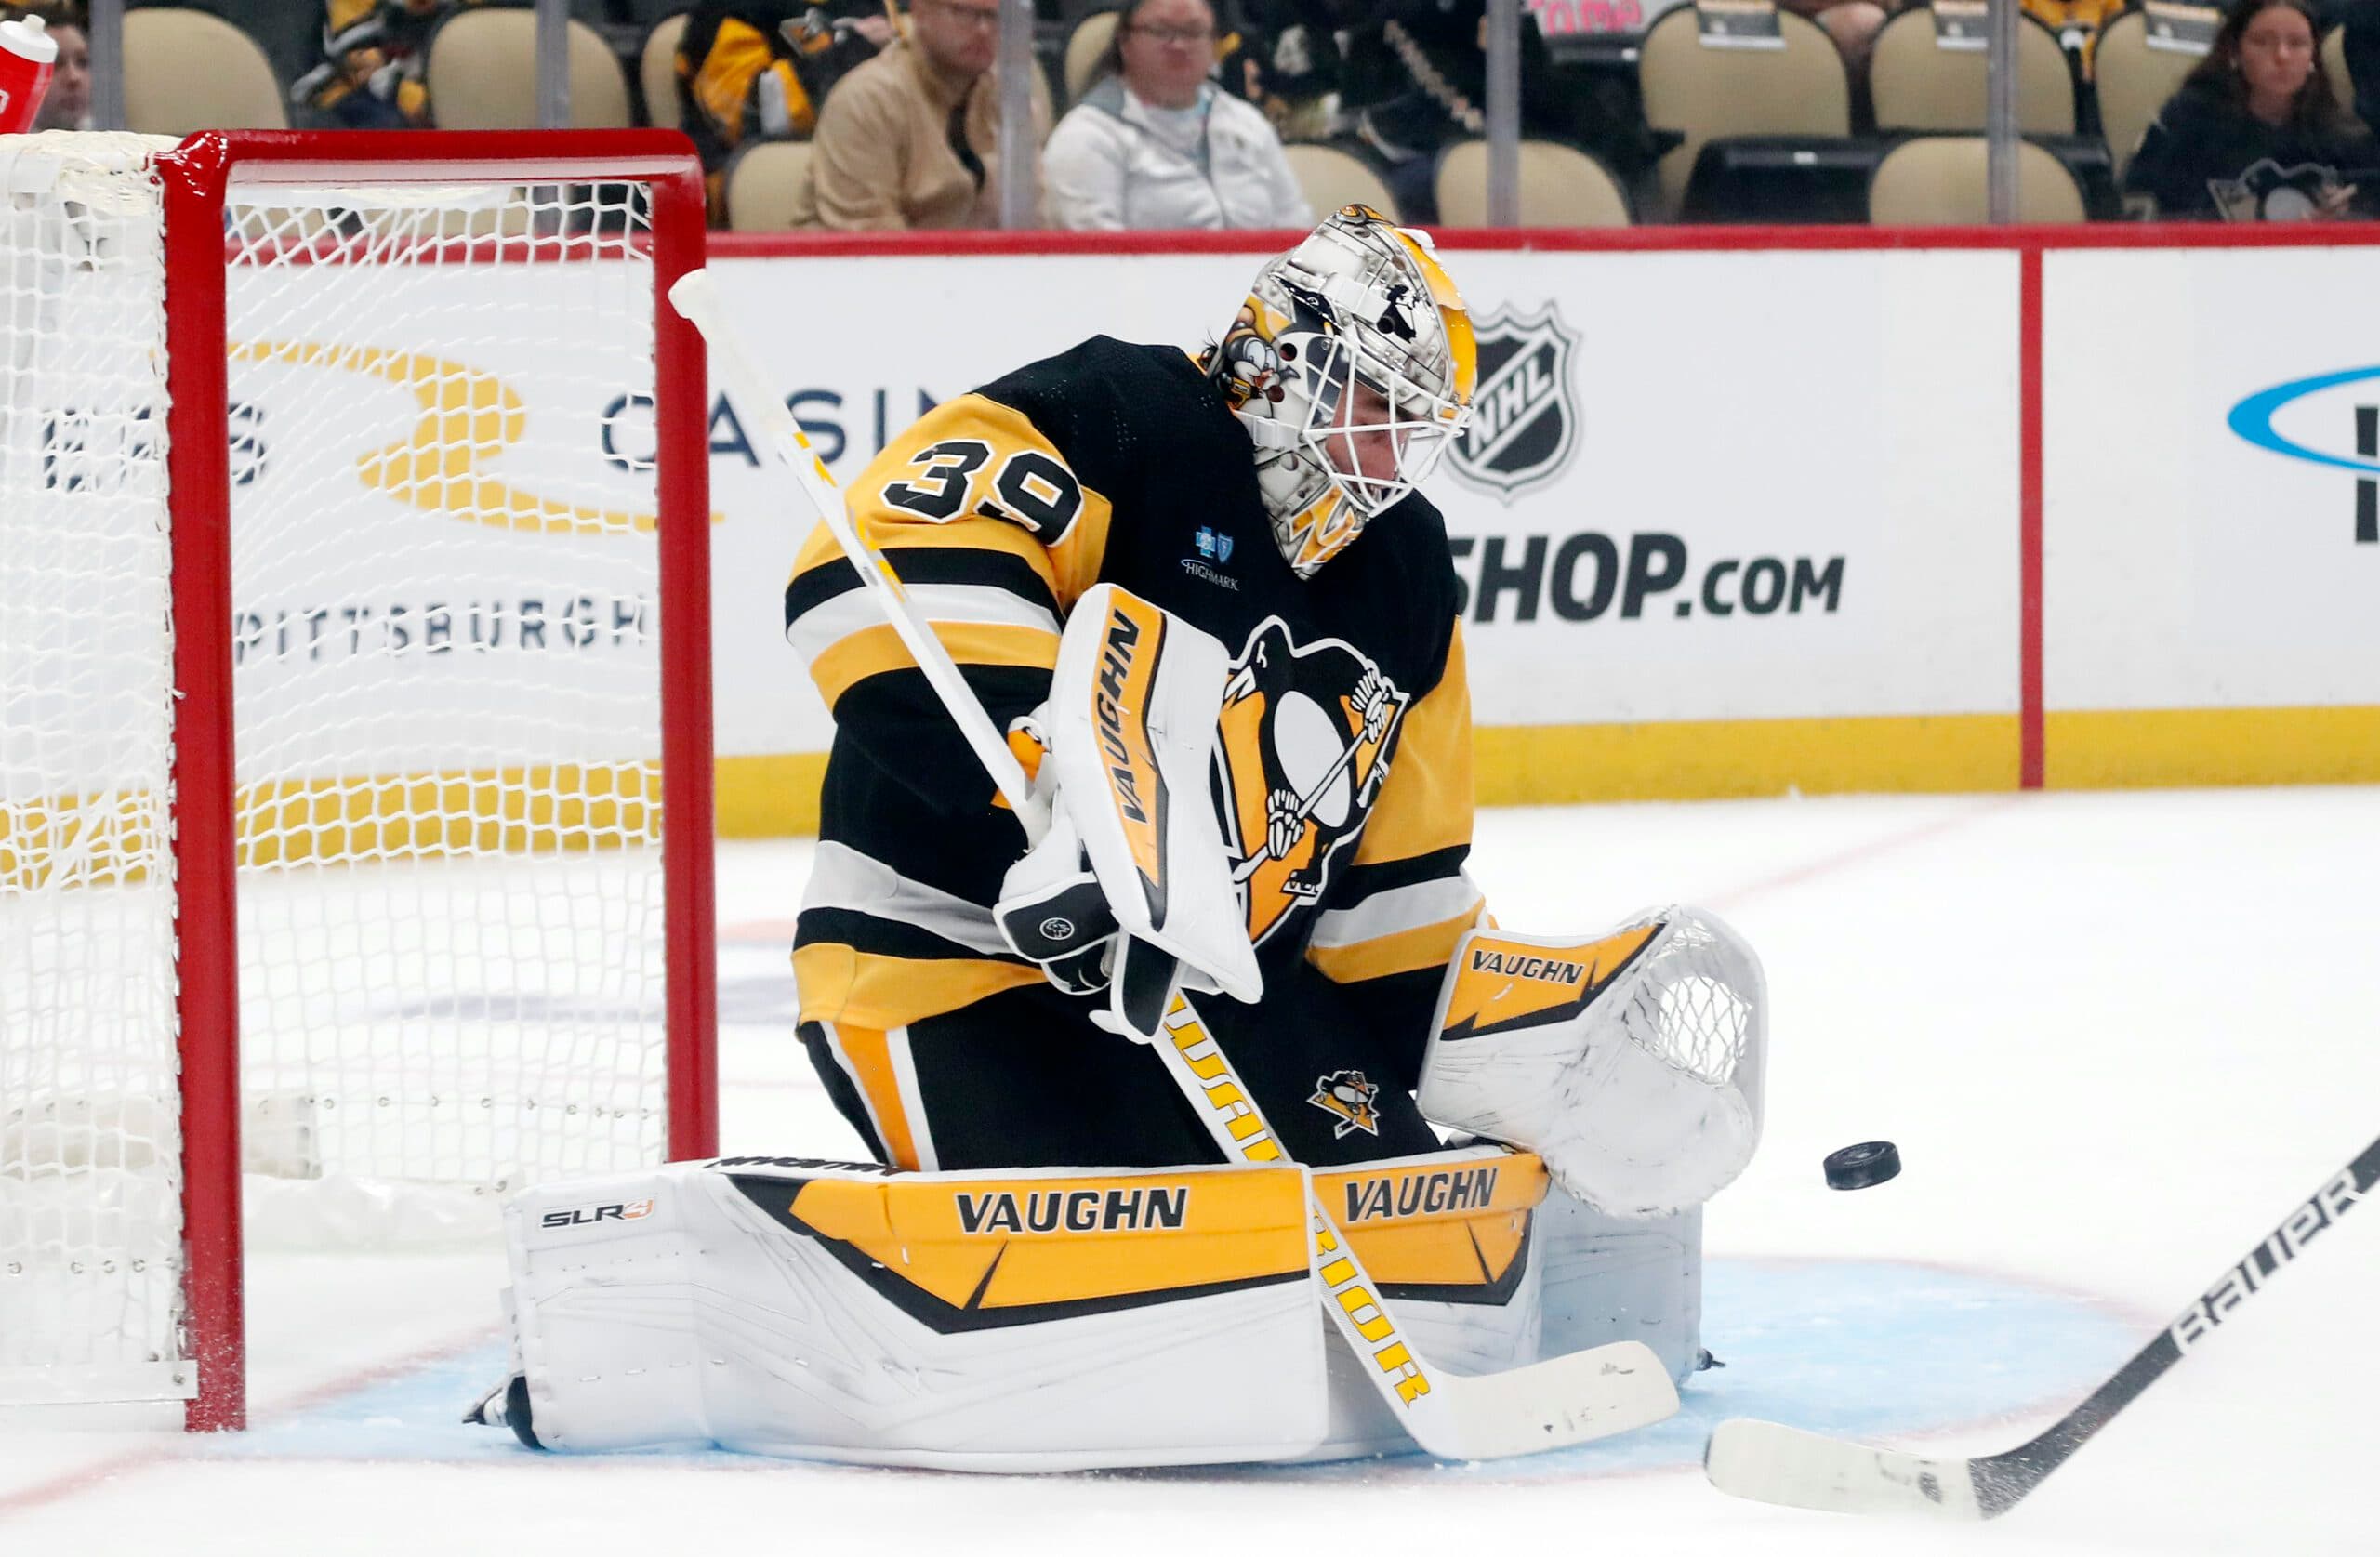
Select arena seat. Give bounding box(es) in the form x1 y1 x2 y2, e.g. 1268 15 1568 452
1281 142 1403 222
2092 8 2201 178
124 9 286 135
1869 7 2078 135
2321 23 2360 122
426 8 633 130
1637 6 1852 219
724 140 813 231
1867 136 2087 223
641 12 690 131
1432 139 1632 227
1064 10 1120 105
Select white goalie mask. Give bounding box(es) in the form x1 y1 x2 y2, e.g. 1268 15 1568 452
1210 205 1478 577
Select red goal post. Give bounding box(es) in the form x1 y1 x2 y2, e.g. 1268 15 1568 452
0 130 717 1433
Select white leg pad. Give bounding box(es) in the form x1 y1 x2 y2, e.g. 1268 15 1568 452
1537 1184 1704 1384
1296 1146 1552 1460
502 1157 1328 1470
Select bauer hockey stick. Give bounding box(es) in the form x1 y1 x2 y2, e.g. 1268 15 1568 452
1705 1127 2380 1520
669 269 1680 1461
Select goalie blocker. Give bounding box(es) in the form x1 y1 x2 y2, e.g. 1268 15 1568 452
479 1139 1707 1467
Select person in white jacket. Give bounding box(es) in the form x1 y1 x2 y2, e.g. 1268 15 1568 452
1044 0 1316 231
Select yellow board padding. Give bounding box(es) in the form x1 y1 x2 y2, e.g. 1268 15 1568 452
787 1165 1309 1312
717 752 826 837
716 714 2019 839
1474 714 2022 805
233 761 663 866
1 761 662 887
1313 1152 1549 1290
2045 706 2380 789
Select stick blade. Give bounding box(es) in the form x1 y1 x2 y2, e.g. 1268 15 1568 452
1704 1419 1985 1520
1424 1340 1678 1460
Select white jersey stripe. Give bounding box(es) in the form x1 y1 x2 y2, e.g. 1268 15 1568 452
816 1022 894 1162
786 582 1062 660
1307 873 1484 950
800 840 1012 956
885 1026 939 1173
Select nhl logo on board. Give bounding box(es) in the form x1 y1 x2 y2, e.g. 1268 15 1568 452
1448 303 1580 501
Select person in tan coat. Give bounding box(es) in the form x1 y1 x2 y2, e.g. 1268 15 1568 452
790 0 1051 230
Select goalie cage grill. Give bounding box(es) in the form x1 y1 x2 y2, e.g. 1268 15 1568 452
0 130 718 1432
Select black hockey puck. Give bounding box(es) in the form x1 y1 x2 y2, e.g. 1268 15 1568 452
1823 1140 1901 1191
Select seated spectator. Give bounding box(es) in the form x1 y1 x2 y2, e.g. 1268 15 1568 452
1218 0 1350 141
2021 0 2124 68
789 0 1050 230
2125 0 2377 218
676 3 890 179
1043 0 1313 231
16 1 89 130
293 0 485 130
1779 0 1895 95
1336 0 1661 221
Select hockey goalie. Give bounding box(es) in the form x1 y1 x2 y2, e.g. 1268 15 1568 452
470 207 1767 1469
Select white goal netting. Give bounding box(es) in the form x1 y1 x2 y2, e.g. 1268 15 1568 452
2 132 692 1404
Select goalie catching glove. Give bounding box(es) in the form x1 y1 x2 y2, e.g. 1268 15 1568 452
1418 907 1767 1218
993 585 1262 1028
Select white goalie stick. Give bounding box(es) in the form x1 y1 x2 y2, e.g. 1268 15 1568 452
669 269 1679 1461
1706 1127 2380 1520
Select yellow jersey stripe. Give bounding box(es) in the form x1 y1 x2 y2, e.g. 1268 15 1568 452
808 620 1062 712
795 943 1045 1031
1306 902 1486 984
826 1022 922 1171
1349 619 1474 869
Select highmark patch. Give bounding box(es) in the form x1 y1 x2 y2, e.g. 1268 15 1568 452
1449 302 1580 501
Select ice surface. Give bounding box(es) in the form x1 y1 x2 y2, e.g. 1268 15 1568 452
4 788 2374 1554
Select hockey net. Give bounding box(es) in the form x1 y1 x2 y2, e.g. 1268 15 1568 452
0 131 714 1428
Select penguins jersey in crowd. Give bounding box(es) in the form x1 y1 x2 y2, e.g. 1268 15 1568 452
784 334 1484 1054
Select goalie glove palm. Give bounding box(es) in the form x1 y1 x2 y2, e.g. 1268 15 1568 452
996 809 1123 996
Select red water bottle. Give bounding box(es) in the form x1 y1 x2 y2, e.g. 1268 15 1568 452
0 13 59 135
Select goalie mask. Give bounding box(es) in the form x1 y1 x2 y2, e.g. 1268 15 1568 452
1210 205 1477 578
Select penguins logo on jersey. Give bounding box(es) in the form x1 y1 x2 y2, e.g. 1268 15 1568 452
1308 1070 1382 1138
1212 618 1408 945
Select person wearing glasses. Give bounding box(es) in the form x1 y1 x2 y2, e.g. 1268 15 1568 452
791 0 1050 229
1044 0 1313 230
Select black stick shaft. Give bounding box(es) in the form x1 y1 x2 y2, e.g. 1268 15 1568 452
1972 1129 2380 1515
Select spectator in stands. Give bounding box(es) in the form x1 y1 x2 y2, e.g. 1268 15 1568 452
1043 0 1313 230
789 0 1050 229
1778 0 1895 96
292 1 483 129
1218 0 1348 142
1335 0 1661 220
2124 0 2377 218
18 1 89 131
675 3 890 180
2021 0 2124 73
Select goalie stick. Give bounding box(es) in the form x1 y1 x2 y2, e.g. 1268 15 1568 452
668 269 1680 1462
1705 1127 2380 1520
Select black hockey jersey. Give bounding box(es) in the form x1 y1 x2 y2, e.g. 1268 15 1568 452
785 336 1483 1057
